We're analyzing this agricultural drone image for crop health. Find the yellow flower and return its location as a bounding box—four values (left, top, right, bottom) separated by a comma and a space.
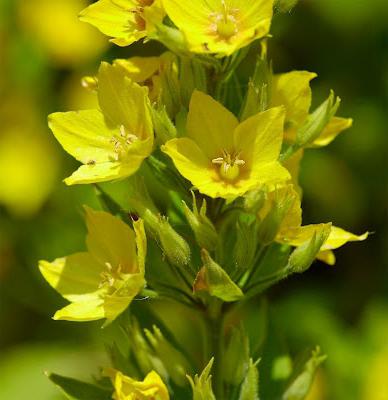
271, 71, 353, 146
162, 0, 274, 56
49, 62, 154, 185
39, 208, 147, 322
80, 0, 165, 46
105, 368, 170, 400
258, 185, 368, 264
18, 0, 107, 67
162, 91, 290, 199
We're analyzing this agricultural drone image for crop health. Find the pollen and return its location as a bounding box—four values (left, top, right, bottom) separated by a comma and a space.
212, 150, 245, 181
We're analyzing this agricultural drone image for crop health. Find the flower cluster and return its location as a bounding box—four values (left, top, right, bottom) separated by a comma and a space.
40, 1, 368, 399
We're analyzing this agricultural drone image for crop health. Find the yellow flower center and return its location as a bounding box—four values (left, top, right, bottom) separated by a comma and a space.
99, 262, 125, 292
110, 125, 138, 161
209, 1, 239, 40
212, 150, 245, 181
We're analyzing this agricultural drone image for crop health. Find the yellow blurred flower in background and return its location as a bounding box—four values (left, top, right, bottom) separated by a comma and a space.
0, 96, 60, 218
17, 0, 108, 66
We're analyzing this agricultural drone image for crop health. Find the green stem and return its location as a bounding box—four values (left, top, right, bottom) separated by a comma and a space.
207, 300, 224, 399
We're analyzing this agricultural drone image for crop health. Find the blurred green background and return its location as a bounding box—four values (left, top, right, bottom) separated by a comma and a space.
0, 0, 387, 399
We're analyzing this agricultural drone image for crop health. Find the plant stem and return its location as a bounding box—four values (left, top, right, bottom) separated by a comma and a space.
207, 300, 224, 399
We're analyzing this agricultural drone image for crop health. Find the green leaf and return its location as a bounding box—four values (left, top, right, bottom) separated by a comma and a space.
48, 373, 112, 400
239, 359, 260, 400
194, 250, 244, 302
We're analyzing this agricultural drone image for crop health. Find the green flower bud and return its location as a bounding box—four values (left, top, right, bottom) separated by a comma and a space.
183, 194, 218, 251
295, 91, 340, 148
243, 187, 266, 214
152, 105, 177, 145
223, 325, 250, 384
157, 216, 191, 267
234, 219, 257, 269
257, 191, 295, 245
286, 224, 331, 274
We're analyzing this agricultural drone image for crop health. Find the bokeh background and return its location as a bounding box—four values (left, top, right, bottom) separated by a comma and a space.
0, 0, 387, 399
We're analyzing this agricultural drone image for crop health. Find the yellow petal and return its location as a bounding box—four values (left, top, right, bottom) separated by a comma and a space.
316, 250, 336, 266
187, 90, 239, 159
85, 207, 139, 274
113, 56, 160, 83
39, 253, 103, 302
53, 298, 105, 322
163, 0, 273, 56
235, 106, 285, 166
48, 109, 116, 164
161, 137, 217, 193
107, 369, 170, 400
79, 0, 143, 46
97, 62, 154, 141
271, 71, 317, 134
311, 117, 353, 147
320, 226, 368, 251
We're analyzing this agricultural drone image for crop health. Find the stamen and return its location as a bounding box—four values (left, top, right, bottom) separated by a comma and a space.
212, 150, 245, 181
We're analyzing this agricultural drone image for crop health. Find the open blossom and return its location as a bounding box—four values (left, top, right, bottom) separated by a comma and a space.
49, 62, 154, 185
271, 70, 353, 146
162, 90, 290, 199
258, 185, 368, 264
162, 0, 274, 56
105, 368, 170, 400
39, 208, 147, 322
80, 0, 165, 46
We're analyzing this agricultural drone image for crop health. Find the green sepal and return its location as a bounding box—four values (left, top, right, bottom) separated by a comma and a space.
238, 359, 260, 400
223, 325, 250, 384
286, 224, 331, 274
187, 358, 216, 400
183, 193, 219, 251
282, 347, 327, 400
152, 104, 177, 145
48, 373, 112, 400
194, 250, 244, 302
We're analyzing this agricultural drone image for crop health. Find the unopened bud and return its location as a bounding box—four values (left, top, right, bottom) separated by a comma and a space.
157, 216, 191, 267
183, 194, 218, 251
257, 192, 295, 245
152, 105, 177, 145
286, 224, 331, 274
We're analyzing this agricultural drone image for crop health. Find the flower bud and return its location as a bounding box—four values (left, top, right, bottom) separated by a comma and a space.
152, 105, 177, 145
286, 224, 331, 274
257, 191, 295, 245
295, 91, 340, 148
182, 195, 218, 251
234, 219, 257, 269
156, 216, 191, 267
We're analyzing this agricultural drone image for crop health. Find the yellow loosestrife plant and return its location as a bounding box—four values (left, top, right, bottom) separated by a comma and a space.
40, 0, 368, 399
